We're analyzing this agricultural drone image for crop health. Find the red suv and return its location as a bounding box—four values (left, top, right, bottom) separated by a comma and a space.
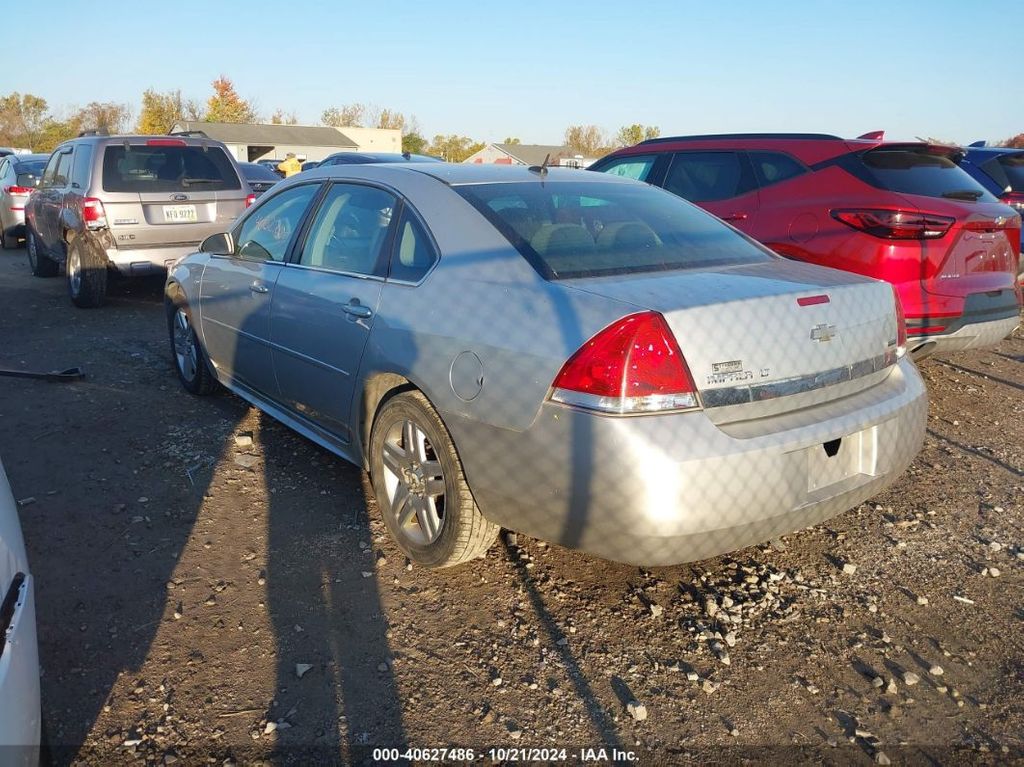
590, 133, 1022, 357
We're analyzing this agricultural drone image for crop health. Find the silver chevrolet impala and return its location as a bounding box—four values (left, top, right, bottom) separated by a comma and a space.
165, 164, 927, 568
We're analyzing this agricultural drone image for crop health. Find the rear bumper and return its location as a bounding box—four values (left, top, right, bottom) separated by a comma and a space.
0, 573, 41, 760
103, 243, 199, 276
907, 289, 1021, 354
453, 358, 927, 566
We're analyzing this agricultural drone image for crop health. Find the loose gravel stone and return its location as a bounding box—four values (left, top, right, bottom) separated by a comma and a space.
903, 672, 920, 686
929, 665, 944, 676
842, 563, 857, 575
626, 701, 648, 722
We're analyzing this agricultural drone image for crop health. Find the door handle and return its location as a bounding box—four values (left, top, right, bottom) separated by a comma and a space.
249, 281, 269, 294
342, 302, 373, 319
721, 212, 748, 222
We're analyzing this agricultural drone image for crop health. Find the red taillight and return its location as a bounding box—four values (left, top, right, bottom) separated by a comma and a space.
550, 312, 699, 414
1000, 192, 1024, 213
831, 209, 954, 240
890, 284, 907, 359
245, 193, 256, 208
4, 185, 34, 195
82, 197, 107, 229
146, 138, 187, 146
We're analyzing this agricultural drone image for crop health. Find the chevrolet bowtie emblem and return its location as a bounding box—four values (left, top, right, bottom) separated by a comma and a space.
810, 323, 837, 343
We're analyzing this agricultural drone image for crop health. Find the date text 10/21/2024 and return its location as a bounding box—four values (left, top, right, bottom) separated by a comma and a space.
371, 747, 640, 762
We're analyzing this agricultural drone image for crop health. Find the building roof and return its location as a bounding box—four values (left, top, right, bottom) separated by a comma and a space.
494, 143, 579, 165
171, 121, 358, 148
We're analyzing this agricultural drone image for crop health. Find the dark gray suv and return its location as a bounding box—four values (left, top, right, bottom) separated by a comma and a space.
25, 133, 251, 307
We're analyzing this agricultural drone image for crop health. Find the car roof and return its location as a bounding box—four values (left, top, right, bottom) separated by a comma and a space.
297, 162, 641, 189
963, 144, 1024, 158
10, 153, 48, 163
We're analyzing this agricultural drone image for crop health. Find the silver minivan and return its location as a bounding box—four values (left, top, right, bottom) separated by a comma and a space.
25, 132, 251, 307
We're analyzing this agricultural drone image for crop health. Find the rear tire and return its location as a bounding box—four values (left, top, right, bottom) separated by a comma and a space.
369, 390, 498, 568
66, 236, 107, 308
167, 300, 216, 395
26, 228, 59, 277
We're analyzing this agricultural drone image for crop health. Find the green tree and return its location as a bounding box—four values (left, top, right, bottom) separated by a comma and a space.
136, 89, 188, 134
74, 101, 131, 134
321, 103, 366, 128
205, 76, 257, 123
427, 134, 485, 162
35, 116, 82, 153
503, 136, 521, 145
402, 131, 428, 155
615, 123, 660, 147
0, 92, 49, 150
564, 124, 607, 157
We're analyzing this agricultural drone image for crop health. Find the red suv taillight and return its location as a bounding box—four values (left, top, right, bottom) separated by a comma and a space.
888, 284, 907, 361
550, 312, 700, 414
831, 209, 954, 240
1000, 192, 1024, 213
245, 193, 256, 208
82, 197, 107, 229
4, 185, 33, 195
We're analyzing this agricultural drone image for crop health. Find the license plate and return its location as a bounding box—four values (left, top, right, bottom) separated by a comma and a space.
163, 204, 197, 223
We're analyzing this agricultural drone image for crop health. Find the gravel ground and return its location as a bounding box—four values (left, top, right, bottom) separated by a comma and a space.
0, 248, 1022, 766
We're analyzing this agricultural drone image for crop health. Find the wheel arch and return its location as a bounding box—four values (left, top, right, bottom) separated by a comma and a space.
358, 372, 421, 469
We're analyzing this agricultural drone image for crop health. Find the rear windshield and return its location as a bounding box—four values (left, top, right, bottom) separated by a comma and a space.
15, 160, 45, 187
979, 153, 1024, 193
858, 148, 997, 202
240, 163, 281, 182
455, 180, 772, 280
102, 145, 241, 193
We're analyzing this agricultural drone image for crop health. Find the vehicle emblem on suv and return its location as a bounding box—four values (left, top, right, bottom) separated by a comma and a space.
171, 193, 189, 201
810, 323, 837, 343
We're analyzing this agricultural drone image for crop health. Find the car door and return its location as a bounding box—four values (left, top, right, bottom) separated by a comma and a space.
270, 182, 398, 442
199, 182, 321, 397
32, 149, 70, 250
662, 150, 759, 228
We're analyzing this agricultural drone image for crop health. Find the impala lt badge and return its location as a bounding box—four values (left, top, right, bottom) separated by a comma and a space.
810, 323, 837, 343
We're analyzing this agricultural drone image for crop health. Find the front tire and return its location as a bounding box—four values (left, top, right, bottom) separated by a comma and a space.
66, 236, 107, 308
369, 390, 498, 568
168, 301, 216, 395
26, 228, 59, 277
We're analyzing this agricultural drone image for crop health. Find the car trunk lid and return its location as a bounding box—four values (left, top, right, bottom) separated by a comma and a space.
561, 259, 899, 423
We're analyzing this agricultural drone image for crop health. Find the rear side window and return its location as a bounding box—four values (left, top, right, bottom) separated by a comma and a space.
455, 180, 771, 280
71, 145, 92, 189
663, 152, 754, 202
748, 151, 807, 189
102, 145, 241, 193
979, 153, 1024, 193
857, 148, 996, 202
389, 211, 437, 282
594, 154, 658, 182
298, 183, 396, 276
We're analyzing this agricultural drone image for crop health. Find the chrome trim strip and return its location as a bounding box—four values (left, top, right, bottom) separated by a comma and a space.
702, 353, 894, 408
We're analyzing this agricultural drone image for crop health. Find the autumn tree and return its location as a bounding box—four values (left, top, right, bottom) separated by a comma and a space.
321, 103, 366, 128
427, 134, 485, 162
136, 89, 189, 134
1001, 133, 1024, 149
564, 124, 608, 157
205, 76, 257, 123
270, 109, 299, 125
0, 92, 49, 150
615, 123, 660, 147
74, 101, 131, 135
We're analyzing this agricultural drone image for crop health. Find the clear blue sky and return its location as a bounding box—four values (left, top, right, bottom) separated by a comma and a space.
8, 0, 1022, 145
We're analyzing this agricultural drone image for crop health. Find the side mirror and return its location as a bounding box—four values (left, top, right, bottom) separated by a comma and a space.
200, 232, 233, 255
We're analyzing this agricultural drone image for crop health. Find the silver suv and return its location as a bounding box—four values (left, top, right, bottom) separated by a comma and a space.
25, 132, 251, 307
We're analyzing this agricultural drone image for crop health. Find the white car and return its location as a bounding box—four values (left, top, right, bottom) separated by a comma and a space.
0, 458, 40, 764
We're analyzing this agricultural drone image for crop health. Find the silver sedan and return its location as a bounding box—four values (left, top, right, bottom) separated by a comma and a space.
165, 164, 927, 568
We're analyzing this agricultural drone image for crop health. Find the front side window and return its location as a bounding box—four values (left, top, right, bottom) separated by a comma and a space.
593, 154, 658, 182
53, 150, 74, 187
456, 180, 771, 280
40, 152, 61, 187
663, 151, 753, 202
298, 183, 396, 276
235, 184, 320, 262
748, 151, 807, 189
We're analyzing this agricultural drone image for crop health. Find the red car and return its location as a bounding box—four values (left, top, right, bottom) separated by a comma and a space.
590, 133, 1022, 357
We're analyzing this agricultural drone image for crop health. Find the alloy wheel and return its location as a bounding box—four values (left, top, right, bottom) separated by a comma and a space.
172, 308, 198, 382
380, 419, 446, 545
67, 246, 82, 295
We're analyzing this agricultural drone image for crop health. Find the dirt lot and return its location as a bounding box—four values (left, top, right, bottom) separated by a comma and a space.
0, 247, 1022, 766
